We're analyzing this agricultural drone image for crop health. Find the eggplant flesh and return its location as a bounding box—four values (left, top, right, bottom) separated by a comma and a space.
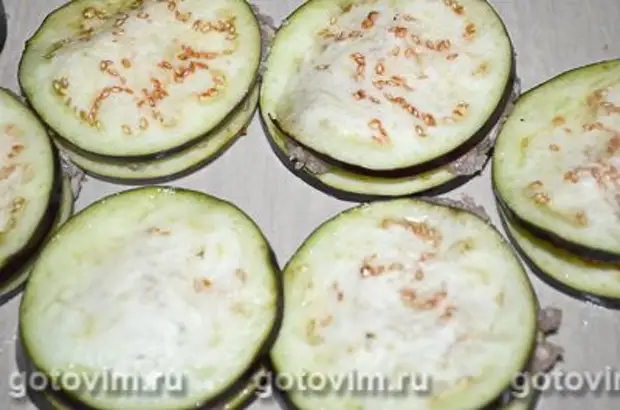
18, 0, 262, 160
0, 88, 59, 286
271, 199, 538, 410
493, 59, 620, 262
19, 187, 282, 410
262, 0, 513, 174
58, 86, 259, 185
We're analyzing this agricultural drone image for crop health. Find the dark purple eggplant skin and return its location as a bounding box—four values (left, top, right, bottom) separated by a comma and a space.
0, 0, 7, 55
264, 0, 517, 178
497, 202, 620, 310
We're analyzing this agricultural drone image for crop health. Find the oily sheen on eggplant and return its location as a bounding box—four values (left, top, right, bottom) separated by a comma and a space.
0, 88, 60, 286
262, 0, 513, 175
20, 187, 281, 410
499, 207, 620, 308
57, 85, 259, 184
0, 175, 73, 304
259, 93, 472, 201
493, 59, 620, 262
271, 199, 538, 410
19, 0, 261, 160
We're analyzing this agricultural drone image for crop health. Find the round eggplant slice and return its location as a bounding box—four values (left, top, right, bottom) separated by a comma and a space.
0, 174, 73, 304
261, 0, 513, 175
259, 87, 471, 201
58, 85, 258, 184
19, 0, 261, 160
271, 199, 537, 410
20, 187, 282, 410
493, 59, 620, 262
499, 207, 620, 308
0, 88, 59, 282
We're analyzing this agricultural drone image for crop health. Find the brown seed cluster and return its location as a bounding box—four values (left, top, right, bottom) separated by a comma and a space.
564, 171, 579, 183
575, 211, 588, 226
552, 115, 566, 126
369, 119, 390, 144
350, 52, 366, 80
381, 218, 443, 248
444, 0, 465, 15
452, 102, 469, 119
352, 89, 381, 104
534, 193, 551, 204
361, 11, 380, 29
193, 278, 212, 293
426, 39, 452, 52
389, 26, 408, 38
332, 281, 344, 302
359, 255, 405, 278
464, 23, 476, 39
399, 287, 449, 311
52, 77, 69, 96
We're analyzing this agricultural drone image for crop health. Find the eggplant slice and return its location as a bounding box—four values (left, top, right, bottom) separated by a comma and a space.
261, 0, 513, 175
493, 59, 620, 261
20, 187, 282, 410
271, 199, 538, 410
0, 174, 73, 304
19, 0, 261, 160
499, 207, 620, 308
0, 88, 59, 284
58, 85, 259, 184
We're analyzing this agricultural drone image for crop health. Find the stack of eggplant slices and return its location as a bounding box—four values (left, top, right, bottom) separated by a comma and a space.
18, 0, 262, 184
494, 59, 620, 307
0, 87, 73, 303
260, 0, 515, 200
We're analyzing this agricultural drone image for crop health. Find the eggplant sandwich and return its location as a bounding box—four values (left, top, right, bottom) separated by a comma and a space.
270, 199, 562, 410
18, 0, 262, 182
493, 59, 620, 305
260, 0, 515, 200
19, 187, 282, 410
0, 88, 74, 303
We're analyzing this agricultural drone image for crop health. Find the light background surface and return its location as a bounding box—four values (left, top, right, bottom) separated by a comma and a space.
0, 0, 619, 409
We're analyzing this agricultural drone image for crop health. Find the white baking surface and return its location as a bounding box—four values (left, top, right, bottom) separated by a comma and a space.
0, 1, 619, 409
